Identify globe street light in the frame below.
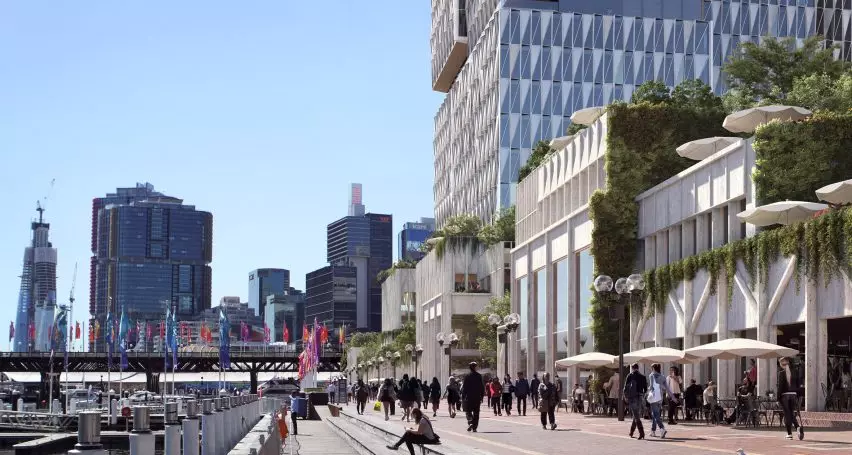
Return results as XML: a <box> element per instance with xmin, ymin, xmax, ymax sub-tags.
<box><xmin>497</xmin><ymin>313</ymin><xmax>521</xmax><ymax>377</ymax></box>
<box><xmin>392</xmin><ymin>351</ymin><xmax>401</xmax><ymax>378</ymax></box>
<box><xmin>437</xmin><ymin>332</ymin><xmax>460</xmax><ymax>378</ymax></box>
<box><xmin>377</xmin><ymin>356</ymin><xmax>385</xmax><ymax>379</ymax></box>
<box><xmin>594</xmin><ymin>273</ymin><xmax>646</xmax><ymax>422</ymax></box>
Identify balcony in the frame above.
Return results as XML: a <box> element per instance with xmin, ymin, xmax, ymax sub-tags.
<box><xmin>432</xmin><ymin>38</ymin><xmax>469</xmax><ymax>93</ymax></box>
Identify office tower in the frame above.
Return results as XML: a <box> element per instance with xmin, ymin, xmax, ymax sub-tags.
<box><xmin>13</xmin><ymin>204</ymin><xmax>58</xmax><ymax>352</ymax></box>
<box><xmin>247</xmin><ymin>268</ymin><xmax>291</xmax><ymax>320</ymax></box>
<box><xmin>305</xmin><ymin>265</ymin><xmax>358</xmax><ymax>330</ymax></box>
<box><xmin>326</xmin><ymin>212</ymin><xmax>392</xmax><ymax>331</ymax></box>
<box><xmin>264</xmin><ymin>289</ymin><xmax>306</xmax><ymax>343</ymax></box>
<box><xmin>431</xmin><ymin>0</ymin><xmax>852</xmax><ymax>225</ymax></box>
<box><xmin>397</xmin><ymin>217</ymin><xmax>436</xmax><ymax>262</ymax></box>
<box><xmin>89</xmin><ymin>183</ymin><xmax>212</xmax><ymax>350</ymax></box>
<box><xmin>349</xmin><ymin>183</ymin><xmax>365</xmax><ymax>217</ymax></box>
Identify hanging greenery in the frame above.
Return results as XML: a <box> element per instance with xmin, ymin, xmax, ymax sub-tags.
<box><xmin>588</xmin><ymin>100</ymin><xmax>729</xmax><ymax>354</ymax></box>
<box><xmin>644</xmin><ymin>207</ymin><xmax>852</xmax><ymax>310</ymax></box>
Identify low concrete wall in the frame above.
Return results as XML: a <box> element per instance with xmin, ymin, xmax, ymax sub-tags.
<box><xmin>228</xmin><ymin>414</ymin><xmax>281</xmax><ymax>455</ymax></box>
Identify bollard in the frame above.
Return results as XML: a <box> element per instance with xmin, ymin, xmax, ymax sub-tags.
<box><xmin>200</xmin><ymin>399</ymin><xmax>215</xmax><ymax>455</ymax></box>
<box><xmin>164</xmin><ymin>402</ymin><xmax>180</xmax><ymax>455</ymax></box>
<box><xmin>222</xmin><ymin>397</ymin><xmax>233</xmax><ymax>450</ymax></box>
<box><xmin>183</xmin><ymin>400</ymin><xmax>200</xmax><ymax>455</ymax></box>
<box><xmin>214</xmin><ymin>398</ymin><xmax>226</xmax><ymax>455</ymax></box>
<box><xmin>129</xmin><ymin>406</ymin><xmax>154</xmax><ymax>455</ymax></box>
<box><xmin>68</xmin><ymin>411</ymin><xmax>106</xmax><ymax>455</ymax></box>
<box><xmin>110</xmin><ymin>399</ymin><xmax>118</xmax><ymax>425</ymax></box>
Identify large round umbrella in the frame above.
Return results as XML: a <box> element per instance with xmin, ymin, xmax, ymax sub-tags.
<box><xmin>676</xmin><ymin>137</ymin><xmax>742</xmax><ymax>160</ymax></box>
<box><xmin>816</xmin><ymin>179</ymin><xmax>852</xmax><ymax>205</ymax></box>
<box><xmin>621</xmin><ymin>346</ymin><xmax>695</xmax><ymax>364</ymax></box>
<box><xmin>722</xmin><ymin>105</ymin><xmax>812</xmax><ymax>133</ymax></box>
<box><xmin>569</xmin><ymin>106</ymin><xmax>605</xmax><ymax>126</ymax></box>
<box><xmin>555</xmin><ymin>352</ymin><xmax>617</xmax><ymax>369</ymax></box>
<box><xmin>736</xmin><ymin>201</ymin><xmax>828</xmax><ymax>226</ymax></box>
<box><xmin>684</xmin><ymin>338</ymin><xmax>798</xmax><ymax>360</ymax></box>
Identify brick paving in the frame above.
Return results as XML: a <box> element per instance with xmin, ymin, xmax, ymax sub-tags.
<box><xmin>343</xmin><ymin>401</ymin><xmax>852</xmax><ymax>455</ymax></box>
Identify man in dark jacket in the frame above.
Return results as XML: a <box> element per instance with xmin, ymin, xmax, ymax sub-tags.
<box><xmin>462</xmin><ymin>362</ymin><xmax>485</xmax><ymax>432</ymax></box>
<box><xmin>530</xmin><ymin>373</ymin><xmax>541</xmax><ymax>409</ymax></box>
<box><xmin>514</xmin><ymin>372</ymin><xmax>530</xmax><ymax>416</ymax></box>
<box><xmin>778</xmin><ymin>357</ymin><xmax>804</xmax><ymax>440</ymax></box>
<box><xmin>623</xmin><ymin>363</ymin><xmax>648</xmax><ymax>439</ymax></box>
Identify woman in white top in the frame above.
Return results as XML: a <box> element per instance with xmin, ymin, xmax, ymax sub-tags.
<box><xmin>386</xmin><ymin>408</ymin><xmax>439</xmax><ymax>455</ymax></box>
<box><xmin>666</xmin><ymin>367</ymin><xmax>683</xmax><ymax>424</ymax></box>
<box><xmin>327</xmin><ymin>381</ymin><xmax>337</xmax><ymax>404</ymax></box>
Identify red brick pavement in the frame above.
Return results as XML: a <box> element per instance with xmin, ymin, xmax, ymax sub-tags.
<box><xmin>349</xmin><ymin>403</ymin><xmax>852</xmax><ymax>455</ymax></box>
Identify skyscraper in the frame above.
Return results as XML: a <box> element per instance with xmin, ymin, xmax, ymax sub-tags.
<box><xmin>89</xmin><ymin>183</ymin><xmax>212</xmax><ymax>350</ymax></box>
<box><xmin>305</xmin><ymin>265</ymin><xmax>357</xmax><ymax>331</ymax></box>
<box><xmin>349</xmin><ymin>183</ymin><xmax>365</xmax><ymax>217</ymax></box>
<box><xmin>13</xmin><ymin>204</ymin><xmax>58</xmax><ymax>352</ymax></box>
<box><xmin>398</xmin><ymin>217</ymin><xmax>436</xmax><ymax>262</ymax></box>
<box><xmin>431</xmin><ymin>0</ymin><xmax>852</xmax><ymax>225</ymax></box>
<box><xmin>247</xmin><ymin>268</ymin><xmax>291</xmax><ymax>320</ymax></box>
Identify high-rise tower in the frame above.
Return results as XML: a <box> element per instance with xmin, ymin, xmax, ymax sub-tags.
<box><xmin>13</xmin><ymin>203</ymin><xmax>58</xmax><ymax>352</ymax></box>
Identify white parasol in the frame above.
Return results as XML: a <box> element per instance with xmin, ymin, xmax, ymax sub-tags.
<box><xmin>676</xmin><ymin>137</ymin><xmax>742</xmax><ymax>160</ymax></box>
<box><xmin>569</xmin><ymin>106</ymin><xmax>606</xmax><ymax>126</ymax></box>
<box><xmin>816</xmin><ymin>179</ymin><xmax>852</xmax><ymax>205</ymax></box>
<box><xmin>621</xmin><ymin>346</ymin><xmax>696</xmax><ymax>364</ymax></box>
<box><xmin>722</xmin><ymin>105</ymin><xmax>812</xmax><ymax>133</ymax></box>
<box><xmin>555</xmin><ymin>352</ymin><xmax>617</xmax><ymax>369</ymax></box>
<box><xmin>684</xmin><ymin>338</ymin><xmax>798</xmax><ymax>360</ymax></box>
<box><xmin>736</xmin><ymin>201</ymin><xmax>828</xmax><ymax>227</ymax></box>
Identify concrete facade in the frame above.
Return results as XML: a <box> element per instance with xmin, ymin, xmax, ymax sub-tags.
<box><xmin>381</xmin><ymin>268</ymin><xmax>417</xmax><ymax>332</ymax></box>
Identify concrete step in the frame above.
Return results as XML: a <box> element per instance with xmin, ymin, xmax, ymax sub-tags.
<box><xmin>333</xmin><ymin>407</ymin><xmax>494</xmax><ymax>455</ymax></box>
<box><xmin>323</xmin><ymin>409</ymin><xmax>393</xmax><ymax>455</ymax></box>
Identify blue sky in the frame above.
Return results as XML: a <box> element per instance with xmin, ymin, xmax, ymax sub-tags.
<box><xmin>0</xmin><ymin>1</ymin><xmax>440</xmax><ymax>342</ymax></box>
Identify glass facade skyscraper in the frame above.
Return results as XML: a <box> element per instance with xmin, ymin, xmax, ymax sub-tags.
<box><xmin>13</xmin><ymin>206</ymin><xmax>58</xmax><ymax>352</ymax></box>
<box><xmin>431</xmin><ymin>0</ymin><xmax>852</xmax><ymax>225</ymax></box>
<box><xmin>305</xmin><ymin>265</ymin><xmax>358</xmax><ymax>330</ymax></box>
<box><xmin>397</xmin><ymin>218</ymin><xmax>436</xmax><ymax>262</ymax></box>
<box><xmin>89</xmin><ymin>183</ymin><xmax>212</xmax><ymax>350</ymax></box>
<box><xmin>247</xmin><ymin>268</ymin><xmax>291</xmax><ymax>320</ymax></box>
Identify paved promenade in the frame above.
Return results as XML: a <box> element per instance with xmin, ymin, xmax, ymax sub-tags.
<box><xmin>290</xmin><ymin>416</ymin><xmax>357</xmax><ymax>455</ymax></box>
<box><xmin>348</xmin><ymin>402</ymin><xmax>852</xmax><ymax>455</ymax></box>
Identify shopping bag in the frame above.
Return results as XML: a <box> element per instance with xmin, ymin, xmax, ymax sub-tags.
<box><xmin>373</xmin><ymin>401</ymin><xmax>382</xmax><ymax>412</ymax></box>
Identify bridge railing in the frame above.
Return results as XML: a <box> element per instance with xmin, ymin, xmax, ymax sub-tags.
<box><xmin>0</xmin><ymin>345</ymin><xmax>344</xmax><ymax>358</ymax></box>
<box><xmin>0</xmin><ymin>409</ymin><xmax>78</xmax><ymax>432</ymax></box>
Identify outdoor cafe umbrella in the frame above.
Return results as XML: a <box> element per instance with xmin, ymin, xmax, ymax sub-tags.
<box><xmin>569</xmin><ymin>106</ymin><xmax>606</xmax><ymax>126</ymax></box>
<box><xmin>621</xmin><ymin>346</ymin><xmax>696</xmax><ymax>364</ymax></box>
<box><xmin>722</xmin><ymin>105</ymin><xmax>812</xmax><ymax>134</ymax></box>
<box><xmin>683</xmin><ymin>338</ymin><xmax>798</xmax><ymax>361</ymax></box>
<box><xmin>816</xmin><ymin>178</ymin><xmax>852</xmax><ymax>205</ymax></box>
<box><xmin>555</xmin><ymin>352</ymin><xmax>617</xmax><ymax>369</ymax></box>
<box><xmin>736</xmin><ymin>201</ymin><xmax>828</xmax><ymax>227</ymax></box>
<box><xmin>676</xmin><ymin>137</ymin><xmax>742</xmax><ymax>160</ymax></box>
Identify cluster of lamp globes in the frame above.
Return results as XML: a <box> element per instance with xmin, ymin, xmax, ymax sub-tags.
<box><xmin>487</xmin><ymin>312</ymin><xmax>521</xmax><ymax>330</ymax></box>
<box><xmin>593</xmin><ymin>273</ymin><xmax>646</xmax><ymax>294</ymax></box>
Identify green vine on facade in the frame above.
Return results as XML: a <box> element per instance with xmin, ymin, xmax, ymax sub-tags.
<box><xmin>588</xmin><ymin>98</ymin><xmax>728</xmax><ymax>355</ymax></box>
<box><xmin>422</xmin><ymin>208</ymin><xmax>516</xmax><ymax>259</ymax></box>
<box><xmin>377</xmin><ymin>259</ymin><xmax>418</xmax><ymax>283</ymax></box>
<box><xmin>644</xmin><ymin>209</ymin><xmax>851</xmax><ymax>311</ymax></box>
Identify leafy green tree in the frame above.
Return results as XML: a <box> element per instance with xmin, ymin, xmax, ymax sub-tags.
<box><xmin>630</xmin><ymin>80</ymin><xmax>671</xmax><ymax>105</ymax></box>
<box><xmin>722</xmin><ymin>35</ymin><xmax>849</xmax><ymax>106</ymax></box>
<box><xmin>670</xmin><ymin>79</ymin><xmax>725</xmax><ymax>113</ymax></box>
<box><xmin>478</xmin><ymin>206</ymin><xmax>516</xmax><ymax>246</ymax></box>
<box><xmin>788</xmin><ymin>72</ymin><xmax>852</xmax><ymax>113</ymax></box>
<box><xmin>566</xmin><ymin>123</ymin><xmax>588</xmax><ymax>136</ymax></box>
<box><xmin>473</xmin><ymin>292</ymin><xmax>510</xmax><ymax>368</ymax></box>
<box><xmin>518</xmin><ymin>140</ymin><xmax>556</xmax><ymax>182</ymax></box>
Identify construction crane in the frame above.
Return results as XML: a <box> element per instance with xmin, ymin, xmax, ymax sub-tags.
<box><xmin>35</xmin><ymin>179</ymin><xmax>55</xmax><ymax>224</ymax></box>
<box><xmin>69</xmin><ymin>262</ymin><xmax>77</xmax><ymax>307</ymax></box>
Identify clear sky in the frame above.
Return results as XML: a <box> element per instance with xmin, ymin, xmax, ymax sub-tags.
<box><xmin>0</xmin><ymin>1</ymin><xmax>441</xmax><ymax>343</ymax></box>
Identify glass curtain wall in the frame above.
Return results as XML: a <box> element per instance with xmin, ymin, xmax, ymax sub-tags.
<box><xmin>518</xmin><ymin>276</ymin><xmax>529</xmax><ymax>372</ymax></box>
<box><xmin>554</xmin><ymin>259</ymin><xmax>569</xmax><ymax>362</ymax></box>
<box><xmin>534</xmin><ymin>268</ymin><xmax>547</xmax><ymax>375</ymax></box>
<box><xmin>576</xmin><ymin>249</ymin><xmax>594</xmax><ymax>353</ymax></box>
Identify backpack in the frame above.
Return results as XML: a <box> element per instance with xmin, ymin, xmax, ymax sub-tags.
<box><xmin>624</xmin><ymin>375</ymin><xmax>639</xmax><ymax>399</ymax></box>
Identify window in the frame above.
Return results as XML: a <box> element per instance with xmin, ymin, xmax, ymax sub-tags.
<box><xmin>554</xmin><ymin>259</ymin><xmax>568</xmax><ymax>332</ymax></box>
<box><xmin>534</xmin><ymin>268</ymin><xmax>547</xmax><ymax>374</ymax></box>
<box><xmin>576</xmin><ymin>249</ymin><xmax>594</xmax><ymax>354</ymax></box>
<box><xmin>518</xmin><ymin>276</ymin><xmax>529</xmax><ymax>370</ymax></box>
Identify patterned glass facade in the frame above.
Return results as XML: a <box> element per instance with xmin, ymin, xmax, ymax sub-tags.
<box><xmin>248</xmin><ymin>268</ymin><xmax>291</xmax><ymax>321</ymax></box>
<box><xmin>431</xmin><ymin>0</ymin><xmax>852</xmax><ymax>226</ymax></box>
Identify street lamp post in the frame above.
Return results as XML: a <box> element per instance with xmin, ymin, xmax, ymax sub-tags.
<box><xmin>436</xmin><ymin>333</ymin><xmax>459</xmax><ymax>379</ymax></box>
<box><xmin>367</xmin><ymin>360</ymin><xmax>374</xmax><ymax>381</ymax></box>
<box><xmin>393</xmin><ymin>351</ymin><xmax>401</xmax><ymax>378</ymax></box>
<box><xmin>496</xmin><ymin>314</ymin><xmax>521</xmax><ymax>377</ymax></box>
<box><xmin>488</xmin><ymin>314</ymin><xmax>502</xmax><ymax>370</ymax></box>
<box><xmin>405</xmin><ymin>344</ymin><xmax>423</xmax><ymax>378</ymax></box>
<box><xmin>377</xmin><ymin>356</ymin><xmax>385</xmax><ymax>379</ymax></box>
<box><xmin>593</xmin><ymin>273</ymin><xmax>646</xmax><ymax>422</ymax></box>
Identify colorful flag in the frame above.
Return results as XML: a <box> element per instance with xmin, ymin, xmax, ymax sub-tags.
<box><xmin>338</xmin><ymin>324</ymin><xmax>345</xmax><ymax>345</ymax></box>
<box><xmin>302</xmin><ymin>324</ymin><xmax>309</xmax><ymax>342</ymax></box>
<box><xmin>8</xmin><ymin>321</ymin><xmax>14</xmax><ymax>342</ymax></box>
<box><xmin>94</xmin><ymin>320</ymin><xmax>100</xmax><ymax>339</ymax></box>
<box><xmin>320</xmin><ymin>323</ymin><xmax>328</xmax><ymax>344</ymax></box>
<box><xmin>218</xmin><ymin>307</ymin><xmax>231</xmax><ymax>369</ymax></box>
<box><xmin>264</xmin><ymin>323</ymin><xmax>270</xmax><ymax>343</ymax></box>
<box><xmin>28</xmin><ymin>322</ymin><xmax>35</xmax><ymax>341</ymax></box>
<box><xmin>283</xmin><ymin>324</ymin><xmax>290</xmax><ymax>343</ymax></box>
<box><xmin>119</xmin><ymin>308</ymin><xmax>130</xmax><ymax>370</ymax></box>
<box><xmin>75</xmin><ymin>322</ymin><xmax>81</xmax><ymax>340</ymax></box>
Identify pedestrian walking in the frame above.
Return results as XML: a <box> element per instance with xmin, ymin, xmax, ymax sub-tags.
<box><xmin>514</xmin><ymin>371</ymin><xmax>530</xmax><ymax>416</ymax></box>
<box><xmin>414</xmin><ymin>378</ymin><xmax>425</xmax><ymax>409</ymax></box>
<box><xmin>530</xmin><ymin>373</ymin><xmax>540</xmax><ymax>409</ymax></box>
<box><xmin>604</xmin><ymin>371</ymin><xmax>620</xmax><ymax>417</ymax></box>
<box><xmin>355</xmin><ymin>379</ymin><xmax>369</xmax><ymax>415</ymax></box>
<box><xmin>327</xmin><ymin>380</ymin><xmax>337</xmax><ymax>404</ymax></box>
<box><xmin>421</xmin><ymin>379</ymin><xmax>431</xmax><ymax>409</ymax></box>
<box><xmin>501</xmin><ymin>375</ymin><xmax>514</xmax><ymax>415</ymax></box>
<box><xmin>429</xmin><ymin>377</ymin><xmax>442</xmax><ymax>417</ymax></box>
<box><xmin>462</xmin><ymin>362</ymin><xmax>484</xmax><ymax>432</ymax></box>
<box><xmin>537</xmin><ymin>373</ymin><xmax>557</xmax><ymax>430</ymax></box>
<box><xmin>666</xmin><ymin>366</ymin><xmax>683</xmax><ymax>424</ymax></box>
<box><xmin>398</xmin><ymin>375</ymin><xmax>416</xmax><ymax>422</ymax></box>
<box><xmin>443</xmin><ymin>376</ymin><xmax>460</xmax><ymax>418</ymax></box>
<box><xmin>777</xmin><ymin>357</ymin><xmax>804</xmax><ymax>440</ymax></box>
<box><xmin>489</xmin><ymin>378</ymin><xmax>502</xmax><ymax>415</ymax></box>
<box><xmin>623</xmin><ymin>363</ymin><xmax>648</xmax><ymax>440</ymax></box>
<box><xmin>380</xmin><ymin>378</ymin><xmax>397</xmax><ymax>421</ymax></box>
<box><xmin>647</xmin><ymin>363</ymin><xmax>677</xmax><ymax>438</ymax></box>
<box><xmin>386</xmin><ymin>408</ymin><xmax>440</xmax><ymax>455</ymax></box>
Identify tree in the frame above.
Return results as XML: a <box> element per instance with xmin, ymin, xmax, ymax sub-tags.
<box><xmin>670</xmin><ymin>79</ymin><xmax>724</xmax><ymax>114</ymax></box>
<box><xmin>788</xmin><ymin>72</ymin><xmax>852</xmax><ymax>113</ymax></box>
<box><xmin>473</xmin><ymin>292</ymin><xmax>510</xmax><ymax>369</ymax></box>
<box><xmin>722</xmin><ymin>35</ymin><xmax>849</xmax><ymax>105</ymax></box>
<box><xmin>630</xmin><ymin>80</ymin><xmax>671</xmax><ymax>105</ymax></box>
<box><xmin>566</xmin><ymin>122</ymin><xmax>588</xmax><ymax>136</ymax></box>
<box><xmin>518</xmin><ymin>140</ymin><xmax>556</xmax><ymax>182</ymax></box>
<box><xmin>478</xmin><ymin>206</ymin><xmax>516</xmax><ymax>246</ymax></box>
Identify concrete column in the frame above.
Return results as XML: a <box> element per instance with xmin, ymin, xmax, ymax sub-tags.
<box><xmin>804</xmin><ymin>278</ymin><xmax>827</xmax><ymax>411</ymax></box>
<box><xmin>200</xmin><ymin>399</ymin><xmax>214</xmax><ymax>455</ymax></box>
<box><xmin>682</xmin><ymin>279</ymin><xmax>697</xmax><ymax>383</ymax></box>
<box><xmin>728</xmin><ymin>202</ymin><xmax>743</xmax><ymax>242</ymax></box>
<box><xmin>545</xmin><ymin>232</ymin><xmax>556</xmax><ymax>375</ymax></box>
<box><xmin>129</xmin><ymin>406</ymin><xmax>154</xmax><ymax>455</ymax></box>
<box><xmin>182</xmin><ymin>400</ymin><xmax>199</xmax><ymax>455</ymax></box>
<box><xmin>695</xmin><ymin>215</ymin><xmax>710</xmax><ymax>254</ymax></box>
<box><xmin>711</xmin><ymin>208</ymin><xmax>725</xmax><ymax>248</ymax></box>
<box><xmin>716</xmin><ymin>276</ymin><xmax>732</xmax><ymax>397</ymax></box>
<box><xmin>756</xmin><ymin>264</ymin><xmax>771</xmax><ymax>396</ymax></box>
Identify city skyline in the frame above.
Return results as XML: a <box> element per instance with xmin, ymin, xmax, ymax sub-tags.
<box><xmin>0</xmin><ymin>1</ymin><xmax>437</xmax><ymax>344</ymax></box>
